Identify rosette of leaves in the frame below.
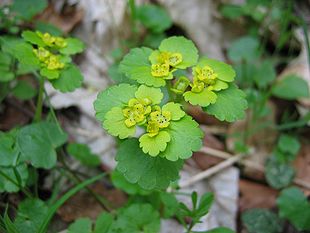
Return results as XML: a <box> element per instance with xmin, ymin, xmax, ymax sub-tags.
<box><xmin>94</xmin><ymin>84</ymin><xmax>203</xmax><ymax>189</ymax></box>
<box><xmin>119</xmin><ymin>36</ymin><xmax>198</xmax><ymax>87</ymax></box>
<box><xmin>94</xmin><ymin>84</ymin><xmax>203</xmax><ymax>161</ymax></box>
<box><xmin>11</xmin><ymin>30</ymin><xmax>84</xmax><ymax>92</ymax></box>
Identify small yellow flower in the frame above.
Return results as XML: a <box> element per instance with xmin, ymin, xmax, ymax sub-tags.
<box><xmin>41</xmin><ymin>32</ymin><xmax>56</xmax><ymax>47</ymax></box>
<box><xmin>122</xmin><ymin>98</ymin><xmax>152</xmax><ymax>128</ymax></box>
<box><xmin>168</xmin><ymin>53</ymin><xmax>182</xmax><ymax>67</ymax></box>
<box><xmin>149</xmin><ymin>108</ymin><xmax>171</xmax><ymax>129</ymax></box>
<box><xmin>146</xmin><ymin>121</ymin><xmax>160</xmax><ymax>137</ymax></box>
<box><xmin>33</xmin><ymin>47</ymin><xmax>50</xmax><ymax>62</ymax></box>
<box><xmin>190</xmin><ymin>77</ymin><xmax>205</xmax><ymax>93</ymax></box>
<box><xmin>151</xmin><ymin>63</ymin><xmax>170</xmax><ymax>77</ymax></box>
<box><xmin>55</xmin><ymin>37</ymin><xmax>67</xmax><ymax>48</ymax></box>
<box><xmin>194</xmin><ymin>65</ymin><xmax>218</xmax><ymax>84</ymax></box>
<box><xmin>45</xmin><ymin>55</ymin><xmax>65</xmax><ymax>70</ymax></box>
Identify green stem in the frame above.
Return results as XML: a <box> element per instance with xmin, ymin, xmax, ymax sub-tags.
<box><xmin>0</xmin><ymin>170</ymin><xmax>33</xmax><ymax>199</ymax></box>
<box><xmin>37</xmin><ymin>173</ymin><xmax>106</xmax><ymax>233</ymax></box>
<box><xmin>58</xmin><ymin>150</ymin><xmax>112</xmax><ymax>212</ymax></box>
<box><xmin>34</xmin><ymin>74</ymin><xmax>44</xmax><ymax>122</ymax></box>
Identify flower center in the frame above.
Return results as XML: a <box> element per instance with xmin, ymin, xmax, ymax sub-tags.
<box><xmin>150</xmin><ymin>51</ymin><xmax>183</xmax><ymax>78</ymax></box>
<box><xmin>151</xmin><ymin>63</ymin><xmax>170</xmax><ymax>77</ymax></box>
<box><xmin>190</xmin><ymin>65</ymin><xmax>218</xmax><ymax>93</ymax></box>
<box><xmin>146</xmin><ymin>106</ymin><xmax>171</xmax><ymax>137</ymax></box>
<box><xmin>122</xmin><ymin>98</ymin><xmax>152</xmax><ymax>128</ymax></box>
<box><xmin>33</xmin><ymin>47</ymin><xmax>65</xmax><ymax>70</ymax></box>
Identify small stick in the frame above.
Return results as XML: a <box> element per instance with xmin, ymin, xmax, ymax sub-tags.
<box><xmin>187</xmin><ymin>146</ymin><xmax>310</xmax><ymax>190</ymax></box>
<box><xmin>179</xmin><ymin>153</ymin><xmax>245</xmax><ymax>188</ymax></box>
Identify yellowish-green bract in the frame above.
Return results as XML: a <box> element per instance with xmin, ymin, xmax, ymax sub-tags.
<box><xmin>94</xmin><ymin>36</ymin><xmax>247</xmax><ymax>190</ymax></box>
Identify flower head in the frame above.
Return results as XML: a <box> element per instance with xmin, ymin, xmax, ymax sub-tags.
<box><xmin>183</xmin><ymin>58</ymin><xmax>235</xmax><ymax>107</ymax></box>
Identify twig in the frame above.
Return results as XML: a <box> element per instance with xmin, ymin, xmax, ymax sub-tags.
<box><xmin>179</xmin><ymin>153</ymin><xmax>245</xmax><ymax>188</ymax></box>
<box><xmin>194</xmin><ymin>146</ymin><xmax>310</xmax><ymax>190</ymax></box>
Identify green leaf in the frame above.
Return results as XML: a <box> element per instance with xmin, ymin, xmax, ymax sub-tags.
<box><xmin>35</xmin><ymin>21</ymin><xmax>63</xmax><ymax>36</ymax></box>
<box><xmin>0</xmin><ymin>52</ymin><xmax>14</xmax><ymax>82</ymax></box>
<box><xmin>0</xmin><ymin>83</ymin><xmax>10</xmax><ymax>103</ymax></box>
<box><xmin>137</xmin><ymin>4</ymin><xmax>172</xmax><ymax>33</ymax></box>
<box><xmin>143</xmin><ymin>33</ymin><xmax>166</xmax><ymax>49</ymax></box>
<box><xmin>67</xmin><ymin>143</ymin><xmax>101</xmax><ymax>167</ymax></box>
<box><xmin>271</xmin><ymin>75</ymin><xmax>309</xmax><ymax>100</ymax></box>
<box><xmin>155</xmin><ymin>115</ymin><xmax>203</xmax><ymax>161</ymax></box>
<box><xmin>159</xmin><ymin>115</ymin><xmax>203</xmax><ymax>161</ymax></box>
<box><xmin>184</xmin><ymin>89</ymin><xmax>217</xmax><ymax>107</ymax></box>
<box><xmin>253</xmin><ymin>60</ymin><xmax>276</xmax><ymax>88</ymax></box>
<box><xmin>50</xmin><ymin>64</ymin><xmax>83</xmax><ymax>92</ymax></box>
<box><xmin>0</xmin><ymin>131</ymin><xmax>19</xmax><ymax>166</ymax></box>
<box><xmin>94</xmin><ymin>84</ymin><xmax>137</xmax><ymax>121</ymax></box>
<box><xmin>103</xmin><ymin>107</ymin><xmax>136</xmax><ymax>139</ymax></box>
<box><xmin>277</xmin><ymin>187</ymin><xmax>310</xmax><ymax>231</ymax></box>
<box><xmin>204</xmin><ymin>84</ymin><xmax>248</xmax><ymax>122</ymax></box>
<box><xmin>228</xmin><ymin>36</ymin><xmax>260</xmax><ymax>63</ymax></box>
<box><xmin>196</xmin><ymin>192</ymin><xmax>214</xmax><ymax>218</ymax></box>
<box><xmin>162</xmin><ymin>102</ymin><xmax>185</xmax><ymax>120</ymax></box>
<box><xmin>265</xmin><ymin>157</ymin><xmax>295</xmax><ymax>189</ymax></box>
<box><xmin>21</xmin><ymin>31</ymin><xmax>45</xmax><ymax>47</ymax></box>
<box><xmin>17</xmin><ymin>122</ymin><xmax>67</xmax><ymax>169</ymax></box>
<box><xmin>139</xmin><ymin>131</ymin><xmax>171</xmax><ymax>156</ymax></box>
<box><xmin>67</xmin><ymin>218</ymin><xmax>92</xmax><ymax>233</ymax></box>
<box><xmin>112</xmin><ymin>203</ymin><xmax>160</xmax><ymax>233</ymax></box>
<box><xmin>116</xmin><ymin>139</ymin><xmax>183</xmax><ymax>190</ymax></box>
<box><xmin>220</xmin><ymin>4</ymin><xmax>244</xmax><ymax>19</ymax></box>
<box><xmin>2</xmin><ymin>40</ymin><xmax>39</xmax><ymax>69</ymax></box>
<box><xmin>40</xmin><ymin>68</ymin><xmax>60</xmax><ymax>80</ymax></box>
<box><xmin>12</xmin><ymin>80</ymin><xmax>37</xmax><ymax>100</ymax></box>
<box><xmin>108</xmin><ymin>63</ymin><xmax>136</xmax><ymax>84</ymax></box>
<box><xmin>37</xmin><ymin>173</ymin><xmax>106</xmax><ymax>233</ymax></box>
<box><xmin>119</xmin><ymin>47</ymin><xmax>166</xmax><ymax>87</ymax></box>
<box><xmin>111</xmin><ymin>170</ymin><xmax>151</xmax><ymax>195</ymax></box>
<box><xmin>59</xmin><ymin>38</ymin><xmax>85</xmax><ymax>55</ymax></box>
<box><xmin>11</xmin><ymin>0</ymin><xmax>47</xmax><ymax>20</ymax></box>
<box><xmin>241</xmin><ymin>209</ymin><xmax>283</xmax><ymax>233</ymax></box>
<box><xmin>0</xmin><ymin>164</ymin><xmax>28</xmax><ymax>193</ymax></box>
<box><xmin>14</xmin><ymin>198</ymin><xmax>48</xmax><ymax>233</ymax></box>
<box><xmin>94</xmin><ymin>213</ymin><xmax>113</xmax><ymax>233</ymax></box>
<box><xmin>159</xmin><ymin>36</ymin><xmax>198</xmax><ymax>69</ymax></box>
<box><xmin>277</xmin><ymin>134</ymin><xmax>300</xmax><ymax>156</ymax></box>
<box><xmin>197</xmin><ymin>58</ymin><xmax>236</xmax><ymax>82</ymax></box>
<box><xmin>160</xmin><ymin>192</ymin><xmax>179</xmax><ymax>218</ymax></box>
<box><xmin>135</xmin><ymin>85</ymin><xmax>163</xmax><ymax>104</ymax></box>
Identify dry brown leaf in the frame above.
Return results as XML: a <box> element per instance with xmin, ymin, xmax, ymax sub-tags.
<box><xmin>193</xmin><ymin>134</ymin><xmax>225</xmax><ymax>170</ymax></box>
<box><xmin>37</xmin><ymin>4</ymin><xmax>84</xmax><ymax>33</ymax></box>
<box><xmin>226</xmin><ymin>102</ymin><xmax>278</xmax><ymax>180</ymax></box>
<box><xmin>293</xmin><ymin>143</ymin><xmax>310</xmax><ymax>195</ymax></box>
<box><xmin>239</xmin><ymin>179</ymin><xmax>278</xmax><ymax>212</ymax></box>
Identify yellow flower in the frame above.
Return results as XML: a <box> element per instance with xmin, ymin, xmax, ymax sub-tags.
<box><xmin>45</xmin><ymin>55</ymin><xmax>65</xmax><ymax>70</ymax></box>
<box><xmin>55</xmin><ymin>37</ymin><xmax>67</xmax><ymax>48</ymax></box>
<box><xmin>122</xmin><ymin>98</ymin><xmax>152</xmax><ymax>128</ymax></box>
<box><xmin>194</xmin><ymin>65</ymin><xmax>218</xmax><ymax>85</ymax></box>
<box><xmin>190</xmin><ymin>77</ymin><xmax>205</xmax><ymax>93</ymax></box>
<box><xmin>151</xmin><ymin>63</ymin><xmax>170</xmax><ymax>77</ymax></box>
<box><xmin>33</xmin><ymin>47</ymin><xmax>50</xmax><ymax>62</ymax></box>
<box><xmin>168</xmin><ymin>53</ymin><xmax>182</xmax><ymax>67</ymax></box>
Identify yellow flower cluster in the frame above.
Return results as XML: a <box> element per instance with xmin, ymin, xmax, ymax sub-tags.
<box><xmin>36</xmin><ymin>32</ymin><xmax>67</xmax><ymax>48</ymax></box>
<box><xmin>122</xmin><ymin>98</ymin><xmax>152</xmax><ymax>127</ymax></box>
<box><xmin>146</xmin><ymin>106</ymin><xmax>171</xmax><ymax>137</ymax></box>
<box><xmin>122</xmin><ymin>98</ymin><xmax>171</xmax><ymax>137</ymax></box>
<box><xmin>190</xmin><ymin>65</ymin><xmax>218</xmax><ymax>93</ymax></box>
<box><xmin>151</xmin><ymin>51</ymin><xmax>182</xmax><ymax>77</ymax></box>
<box><xmin>33</xmin><ymin>47</ymin><xmax>65</xmax><ymax>70</ymax></box>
